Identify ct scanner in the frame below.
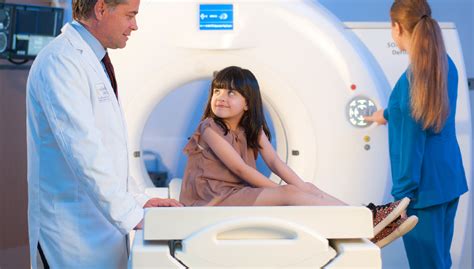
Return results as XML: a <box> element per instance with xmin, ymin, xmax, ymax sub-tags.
<box><xmin>109</xmin><ymin>0</ymin><xmax>472</xmax><ymax>268</ymax></box>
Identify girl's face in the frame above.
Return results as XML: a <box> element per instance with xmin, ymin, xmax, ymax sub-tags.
<box><xmin>211</xmin><ymin>88</ymin><xmax>248</xmax><ymax>128</ymax></box>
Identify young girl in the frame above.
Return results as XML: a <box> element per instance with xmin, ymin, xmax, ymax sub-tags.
<box><xmin>180</xmin><ymin>66</ymin><xmax>413</xmax><ymax>247</ymax></box>
<box><xmin>365</xmin><ymin>0</ymin><xmax>468</xmax><ymax>266</ymax></box>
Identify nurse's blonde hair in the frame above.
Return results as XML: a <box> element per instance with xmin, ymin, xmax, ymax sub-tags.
<box><xmin>391</xmin><ymin>0</ymin><xmax>449</xmax><ymax>132</ymax></box>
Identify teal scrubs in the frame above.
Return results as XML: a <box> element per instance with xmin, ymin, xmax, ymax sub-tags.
<box><xmin>383</xmin><ymin>56</ymin><xmax>468</xmax><ymax>268</ymax></box>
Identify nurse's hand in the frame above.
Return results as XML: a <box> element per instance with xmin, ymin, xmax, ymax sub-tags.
<box><xmin>143</xmin><ymin>198</ymin><xmax>184</xmax><ymax>208</ymax></box>
<box><xmin>364</xmin><ymin>109</ymin><xmax>387</xmax><ymax>125</ymax></box>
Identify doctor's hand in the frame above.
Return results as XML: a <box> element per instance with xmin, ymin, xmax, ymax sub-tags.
<box><xmin>134</xmin><ymin>219</ymin><xmax>144</xmax><ymax>230</ymax></box>
<box><xmin>364</xmin><ymin>109</ymin><xmax>387</xmax><ymax>125</ymax></box>
<box><xmin>134</xmin><ymin>199</ymin><xmax>183</xmax><ymax>230</ymax></box>
<box><xmin>143</xmin><ymin>198</ymin><xmax>183</xmax><ymax>208</ymax></box>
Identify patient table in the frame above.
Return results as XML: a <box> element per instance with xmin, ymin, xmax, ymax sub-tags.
<box><xmin>130</xmin><ymin>181</ymin><xmax>381</xmax><ymax>268</ymax></box>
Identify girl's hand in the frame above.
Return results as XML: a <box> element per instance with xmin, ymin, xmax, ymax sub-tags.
<box><xmin>295</xmin><ymin>181</ymin><xmax>348</xmax><ymax>206</ymax></box>
<box><xmin>296</xmin><ymin>182</ymin><xmax>322</xmax><ymax>195</ymax></box>
<box><xmin>364</xmin><ymin>109</ymin><xmax>387</xmax><ymax>125</ymax></box>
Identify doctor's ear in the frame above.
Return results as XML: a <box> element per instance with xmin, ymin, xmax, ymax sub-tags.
<box><xmin>94</xmin><ymin>0</ymin><xmax>107</xmax><ymax>19</ymax></box>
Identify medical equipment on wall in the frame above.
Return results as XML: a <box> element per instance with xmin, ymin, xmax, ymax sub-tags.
<box><xmin>0</xmin><ymin>4</ymin><xmax>63</xmax><ymax>62</ymax></box>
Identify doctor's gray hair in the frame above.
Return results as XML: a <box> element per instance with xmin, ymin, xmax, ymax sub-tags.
<box><xmin>73</xmin><ymin>0</ymin><xmax>128</xmax><ymax>20</ymax></box>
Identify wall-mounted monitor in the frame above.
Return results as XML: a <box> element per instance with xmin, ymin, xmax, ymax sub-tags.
<box><xmin>0</xmin><ymin>4</ymin><xmax>63</xmax><ymax>60</ymax></box>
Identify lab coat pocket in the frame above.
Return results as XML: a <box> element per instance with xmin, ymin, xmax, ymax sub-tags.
<box><xmin>95</xmin><ymin>83</ymin><xmax>113</xmax><ymax>103</ymax></box>
<box><xmin>93</xmin><ymin>81</ymin><xmax>120</xmax><ymax>130</ymax></box>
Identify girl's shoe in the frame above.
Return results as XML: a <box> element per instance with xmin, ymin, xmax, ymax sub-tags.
<box><xmin>367</xmin><ymin>197</ymin><xmax>410</xmax><ymax>235</ymax></box>
<box><xmin>371</xmin><ymin>215</ymin><xmax>418</xmax><ymax>248</ymax></box>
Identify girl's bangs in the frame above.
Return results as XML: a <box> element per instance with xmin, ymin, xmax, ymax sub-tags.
<box><xmin>212</xmin><ymin>70</ymin><xmax>246</xmax><ymax>95</ymax></box>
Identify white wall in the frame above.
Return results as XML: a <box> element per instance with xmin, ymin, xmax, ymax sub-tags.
<box><xmin>318</xmin><ymin>0</ymin><xmax>474</xmax><ymax>79</ymax></box>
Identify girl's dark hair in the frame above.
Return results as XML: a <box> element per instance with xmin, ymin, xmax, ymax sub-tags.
<box><xmin>202</xmin><ymin>66</ymin><xmax>271</xmax><ymax>150</ymax></box>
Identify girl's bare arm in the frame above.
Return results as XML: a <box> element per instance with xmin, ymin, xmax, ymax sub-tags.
<box><xmin>258</xmin><ymin>132</ymin><xmax>305</xmax><ymax>187</ymax></box>
<box><xmin>201</xmin><ymin>128</ymin><xmax>279</xmax><ymax>188</ymax></box>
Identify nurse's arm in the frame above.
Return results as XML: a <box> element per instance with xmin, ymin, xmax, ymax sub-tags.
<box><xmin>392</xmin><ymin>107</ymin><xmax>426</xmax><ymax>200</ymax></box>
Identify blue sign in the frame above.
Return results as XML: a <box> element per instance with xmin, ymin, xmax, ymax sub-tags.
<box><xmin>199</xmin><ymin>4</ymin><xmax>233</xmax><ymax>30</ymax></box>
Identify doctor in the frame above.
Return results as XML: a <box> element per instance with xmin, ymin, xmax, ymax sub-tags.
<box><xmin>26</xmin><ymin>0</ymin><xmax>182</xmax><ymax>268</ymax></box>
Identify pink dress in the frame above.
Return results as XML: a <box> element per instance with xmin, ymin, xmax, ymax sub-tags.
<box><xmin>179</xmin><ymin>118</ymin><xmax>264</xmax><ymax>206</ymax></box>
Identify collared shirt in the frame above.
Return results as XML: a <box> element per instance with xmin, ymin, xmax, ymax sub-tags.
<box><xmin>71</xmin><ymin>20</ymin><xmax>106</xmax><ymax>61</ymax></box>
<box><xmin>71</xmin><ymin>20</ymin><xmax>111</xmax><ymax>82</ymax></box>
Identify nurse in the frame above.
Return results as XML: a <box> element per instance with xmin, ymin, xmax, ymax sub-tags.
<box><xmin>26</xmin><ymin>0</ymin><xmax>182</xmax><ymax>268</ymax></box>
<box><xmin>365</xmin><ymin>0</ymin><xmax>468</xmax><ymax>268</ymax></box>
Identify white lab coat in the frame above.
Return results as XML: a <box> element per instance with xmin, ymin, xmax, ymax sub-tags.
<box><xmin>26</xmin><ymin>23</ymin><xmax>149</xmax><ymax>269</ymax></box>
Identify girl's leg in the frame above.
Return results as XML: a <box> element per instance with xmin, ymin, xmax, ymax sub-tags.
<box><xmin>253</xmin><ymin>185</ymin><xmax>347</xmax><ymax>206</ymax></box>
<box><xmin>252</xmin><ymin>185</ymin><xmax>408</xmax><ymax>239</ymax></box>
